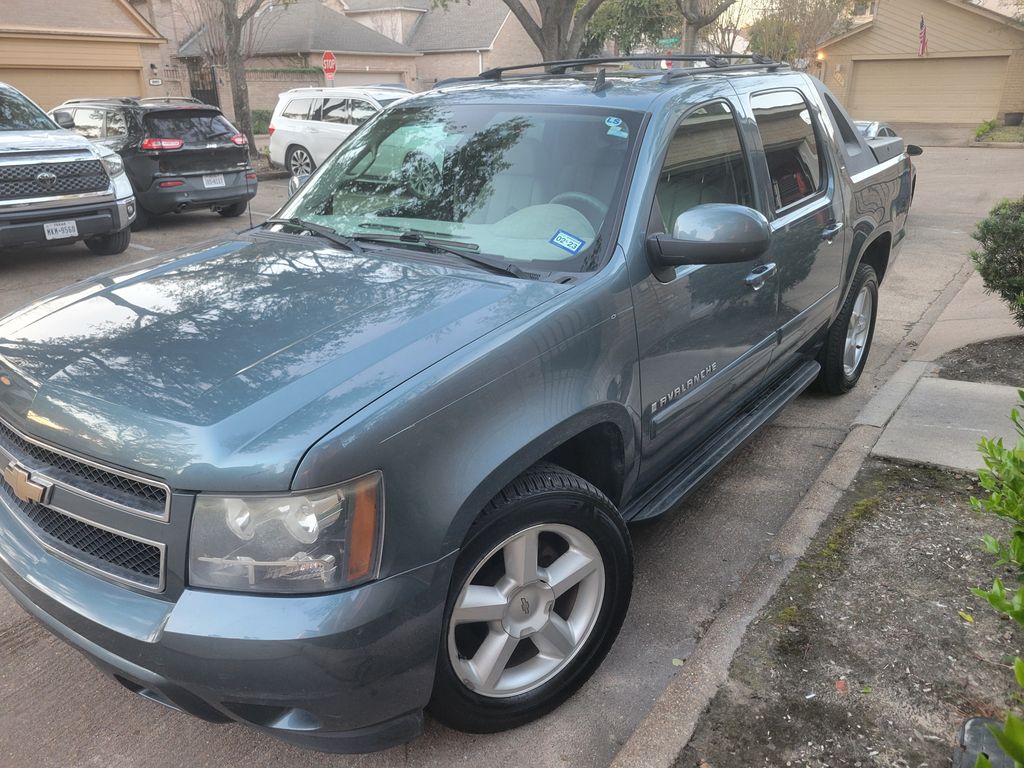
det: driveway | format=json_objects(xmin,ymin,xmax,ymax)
[{"xmin": 0, "ymin": 150, "xmax": 1021, "ymax": 768}]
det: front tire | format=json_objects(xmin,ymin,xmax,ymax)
[
  {"xmin": 815, "ymin": 263, "xmax": 879, "ymax": 394},
  {"xmin": 84, "ymin": 228, "xmax": 131, "ymax": 256},
  {"xmin": 130, "ymin": 206, "xmax": 151, "ymax": 232},
  {"xmin": 428, "ymin": 463, "xmax": 632, "ymax": 733}
]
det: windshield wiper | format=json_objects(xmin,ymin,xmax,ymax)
[
  {"xmin": 357, "ymin": 222, "xmax": 474, "ymax": 241},
  {"xmin": 353, "ymin": 231, "xmax": 537, "ymax": 280},
  {"xmin": 265, "ymin": 217, "xmax": 364, "ymax": 254}
]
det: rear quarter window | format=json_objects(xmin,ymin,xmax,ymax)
[
  {"xmin": 282, "ymin": 99, "xmax": 312, "ymax": 120},
  {"xmin": 144, "ymin": 111, "xmax": 237, "ymax": 142}
]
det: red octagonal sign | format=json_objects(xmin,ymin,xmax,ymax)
[{"xmin": 321, "ymin": 51, "xmax": 337, "ymax": 76}]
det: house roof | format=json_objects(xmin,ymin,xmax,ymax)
[
  {"xmin": 818, "ymin": 0, "xmax": 1023, "ymax": 47},
  {"xmin": 409, "ymin": 0, "xmax": 512, "ymax": 52},
  {"xmin": 343, "ymin": 0, "xmax": 432, "ymax": 11},
  {"xmin": 179, "ymin": 0, "xmax": 417, "ymax": 58}
]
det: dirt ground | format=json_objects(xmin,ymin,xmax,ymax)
[
  {"xmin": 677, "ymin": 459, "xmax": 1020, "ymax": 768},
  {"xmin": 933, "ymin": 335, "xmax": 1024, "ymax": 387}
]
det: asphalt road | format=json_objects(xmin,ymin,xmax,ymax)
[{"xmin": 0, "ymin": 150, "xmax": 1021, "ymax": 768}]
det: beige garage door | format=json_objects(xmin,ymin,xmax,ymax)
[
  {"xmin": 848, "ymin": 57, "xmax": 1008, "ymax": 123},
  {"xmin": 0, "ymin": 69, "xmax": 141, "ymax": 110}
]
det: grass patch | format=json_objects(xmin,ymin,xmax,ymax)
[{"xmin": 976, "ymin": 125, "xmax": 1024, "ymax": 143}]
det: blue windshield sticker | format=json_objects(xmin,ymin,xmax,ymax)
[
  {"xmin": 605, "ymin": 116, "xmax": 622, "ymax": 127},
  {"xmin": 550, "ymin": 229, "xmax": 586, "ymax": 254},
  {"xmin": 607, "ymin": 124, "xmax": 629, "ymax": 139}
]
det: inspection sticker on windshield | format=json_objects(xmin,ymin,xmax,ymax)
[{"xmin": 550, "ymin": 229, "xmax": 586, "ymax": 254}]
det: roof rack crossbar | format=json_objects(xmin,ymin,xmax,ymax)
[
  {"xmin": 660, "ymin": 60, "xmax": 789, "ymax": 83},
  {"xmin": 476, "ymin": 54, "xmax": 761, "ymax": 80}
]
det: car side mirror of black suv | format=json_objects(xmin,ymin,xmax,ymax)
[
  {"xmin": 52, "ymin": 110, "xmax": 75, "ymax": 130},
  {"xmin": 647, "ymin": 203, "xmax": 772, "ymax": 268}
]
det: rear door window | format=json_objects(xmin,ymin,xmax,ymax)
[
  {"xmin": 72, "ymin": 108, "xmax": 105, "ymax": 139},
  {"xmin": 106, "ymin": 110, "xmax": 128, "ymax": 137},
  {"xmin": 750, "ymin": 90, "xmax": 826, "ymax": 212},
  {"xmin": 317, "ymin": 98, "xmax": 348, "ymax": 124},
  {"xmin": 144, "ymin": 110, "xmax": 237, "ymax": 143},
  {"xmin": 282, "ymin": 98, "xmax": 313, "ymax": 120},
  {"xmin": 349, "ymin": 99, "xmax": 376, "ymax": 126}
]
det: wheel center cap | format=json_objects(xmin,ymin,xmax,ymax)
[{"xmin": 502, "ymin": 582, "xmax": 555, "ymax": 639}]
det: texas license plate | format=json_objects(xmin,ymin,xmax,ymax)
[
  {"xmin": 43, "ymin": 220, "xmax": 78, "ymax": 240},
  {"xmin": 203, "ymin": 173, "xmax": 226, "ymax": 189}
]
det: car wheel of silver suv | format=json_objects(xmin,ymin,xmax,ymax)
[{"xmin": 428, "ymin": 462, "xmax": 632, "ymax": 733}]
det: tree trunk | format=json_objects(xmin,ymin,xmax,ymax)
[
  {"xmin": 682, "ymin": 20, "xmax": 698, "ymax": 55},
  {"xmin": 223, "ymin": 17, "xmax": 257, "ymax": 159}
]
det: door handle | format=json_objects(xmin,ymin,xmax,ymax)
[
  {"xmin": 744, "ymin": 262, "xmax": 777, "ymax": 291},
  {"xmin": 821, "ymin": 221, "xmax": 844, "ymax": 242}
]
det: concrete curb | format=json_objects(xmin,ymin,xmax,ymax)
[
  {"xmin": 256, "ymin": 168, "xmax": 290, "ymax": 181},
  {"xmin": 608, "ymin": 259, "xmax": 978, "ymax": 768},
  {"xmin": 970, "ymin": 141, "xmax": 1024, "ymax": 149}
]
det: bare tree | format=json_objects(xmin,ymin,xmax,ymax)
[
  {"xmin": 493, "ymin": 0, "xmax": 615, "ymax": 61},
  {"xmin": 748, "ymin": 0, "xmax": 853, "ymax": 64},
  {"xmin": 676, "ymin": 0, "xmax": 738, "ymax": 58},
  {"xmin": 175, "ymin": 0, "xmax": 286, "ymax": 153},
  {"xmin": 700, "ymin": 0, "xmax": 749, "ymax": 54}
]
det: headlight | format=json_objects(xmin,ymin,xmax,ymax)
[
  {"xmin": 99, "ymin": 152, "xmax": 124, "ymax": 177},
  {"xmin": 188, "ymin": 472, "xmax": 383, "ymax": 594}
]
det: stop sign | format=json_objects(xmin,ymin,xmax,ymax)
[{"xmin": 321, "ymin": 51, "xmax": 337, "ymax": 76}]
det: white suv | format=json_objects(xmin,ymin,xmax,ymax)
[{"xmin": 269, "ymin": 86, "xmax": 410, "ymax": 176}]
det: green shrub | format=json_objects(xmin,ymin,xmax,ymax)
[
  {"xmin": 977, "ymin": 119, "xmax": 999, "ymax": 140},
  {"xmin": 973, "ymin": 391, "xmax": 1024, "ymax": 767},
  {"xmin": 972, "ymin": 198, "xmax": 1024, "ymax": 329},
  {"xmin": 251, "ymin": 109, "xmax": 273, "ymax": 135}
]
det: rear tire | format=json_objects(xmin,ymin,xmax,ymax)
[
  {"xmin": 428, "ymin": 462, "xmax": 632, "ymax": 733},
  {"xmin": 84, "ymin": 228, "xmax": 131, "ymax": 256},
  {"xmin": 286, "ymin": 145, "xmax": 315, "ymax": 177},
  {"xmin": 814, "ymin": 263, "xmax": 878, "ymax": 395},
  {"xmin": 217, "ymin": 201, "xmax": 248, "ymax": 218}
]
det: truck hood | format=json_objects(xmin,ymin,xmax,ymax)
[
  {"xmin": 0, "ymin": 129, "xmax": 93, "ymax": 155},
  {"xmin": 0, "ymin": 234, "xmax": 566, "ymax": 490}
]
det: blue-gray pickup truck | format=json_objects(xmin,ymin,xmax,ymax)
[{"xmin": 0, "ymin": 55, "xmax": 916, "ymax": 753}]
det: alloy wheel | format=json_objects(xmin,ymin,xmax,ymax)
[
  {"xmin": 447, "ymin": 523, "xmax": 605, "ymax": 698},
  {"xmin": 843, "ymin": 284, "xmax": 874, "ymax": 377},
  {"xmin": 289, "ymin": 148, "xmax": 312, "ymax": 176}
]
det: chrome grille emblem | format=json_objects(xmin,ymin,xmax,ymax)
[{"xmin": 1, "ymin": 461, "xmax": 52, "ymax": 505}]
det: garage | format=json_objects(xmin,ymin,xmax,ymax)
[
  {"xmin": 848, "ymin": 56, "xmax": 1009, "ymax": 123},
  {"xmin": 0, "ymin": 69, "xmax": 141, "ymax": 110}
]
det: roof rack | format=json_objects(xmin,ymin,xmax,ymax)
[
  {"xmin": 139, "ymin": 96, "xmax": 203, "ymax": 104},
  {"xmin": 432, "ymin": 54, "xmax": 788, "ymax": 89},
  {"xmin": 57, "ymin": 97, "xmax": 139, "ymax": 106}
]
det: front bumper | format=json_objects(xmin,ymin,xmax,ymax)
[
  {"xmin": 0, "ymin": 195, "xmax": 134, "ymax": 248},
  {"xmin": 0, "ymin": 495, "xmax": 455, "ymax": 753},
  {"xmin": 137, "ymin": 170, "xmax": 258, "ymax": 215}
]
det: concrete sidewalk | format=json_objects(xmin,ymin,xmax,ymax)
[{"xmin": 872, "ymin": 271, "xmax": 1022, "ymax": 473}]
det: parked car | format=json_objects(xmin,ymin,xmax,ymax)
[
  {"xmin": 268, "ymin": 86, "xmax": 410, "ymax": 176},
  {"xmin": 0, "ymin": 56, "xmax": 915, "ymax": 753},
  {"xmin": 49, "ymin": 97, "xmax": 257, "ymax": 230},
  {"xmin": 0, "ymin": 82, "xmax": 135, "ymax": 255},
  {"xmin": 855, "ymin": 120, "xmax": 899, "ymax": 139}
]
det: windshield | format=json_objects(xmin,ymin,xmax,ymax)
[
  {"xmin": 277, "ymin": 102, "xmax": 642, "ymax": 271},
  {"xmin": 0, "ymin": 88, "xmax": 56, "ymax": 131}
]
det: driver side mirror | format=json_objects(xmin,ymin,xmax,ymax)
[
  {"xmin": 52, "ymin": 109, "xmax": 75, "ymax": 130},
  {"xmin": 288, "ymin": 174, "xmax": 309, "ymax": 195},
  {"xmin": 647, "ymin": 204, "xmax": 772, "ymax": 268},
  {"xmin": 906, "ymin": 144, "xmax": 923, "ymax": 157}
]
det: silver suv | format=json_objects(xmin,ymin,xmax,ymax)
[{"xmin": 0, "ymin": 82, "xmax": 135, "ymax": 256}]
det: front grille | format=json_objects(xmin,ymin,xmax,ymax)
[
  {"xmin": 0, "ymin": 477, "xmax": 163, "ymax": 590},
  {"xmin": 0, "ymin": 159, "xmax": 109, "ymax": 200},
  {"xmin": 0, "ymin": 420, "xmax": 167, "ymax": 517}
]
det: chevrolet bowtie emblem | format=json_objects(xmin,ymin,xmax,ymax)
[{"xmin": 1, "ymin": 462, "xmax": 52, "ymax": 505}]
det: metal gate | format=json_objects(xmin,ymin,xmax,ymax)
[{"xmin": 185, "ymin": 60, "xmax": 220, "ymax": 107}]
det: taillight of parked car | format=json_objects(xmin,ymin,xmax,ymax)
[
  {"xmin": 268, "ymin": 124, "xmax": 275, "ymax": 136},
  {"xmin": 231, "ymin": 134, "xmax": 248, "ymax": 146},
  {"xmin": 141, "ymin": 137, "xmax": 184, "ymax": 151}
]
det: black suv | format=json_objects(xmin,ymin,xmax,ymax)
[{"xmin": 50, "ymin": 97, "xmax": 258, "ymax": 230}]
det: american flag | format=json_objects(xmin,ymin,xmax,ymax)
[{"xmin": 919, "ymin": 15, "xmax": 929, "ymax": 57}]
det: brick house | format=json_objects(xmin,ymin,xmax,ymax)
[{"xmin": 816, "ymin": 0, "xmax": 1024, "ymax": 126}]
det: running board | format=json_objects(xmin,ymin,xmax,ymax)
[{"xmin": 623, "ymin": 359, "xmax": 821, "ymax": 523}]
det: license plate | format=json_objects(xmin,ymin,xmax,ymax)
[
  {"xmin": 43, "ymin": 220, "xmax": 78, "ymax": 240},
  {"xmin": 203, "ymin": 173, "xmax": 226, "ymax": 189}
]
